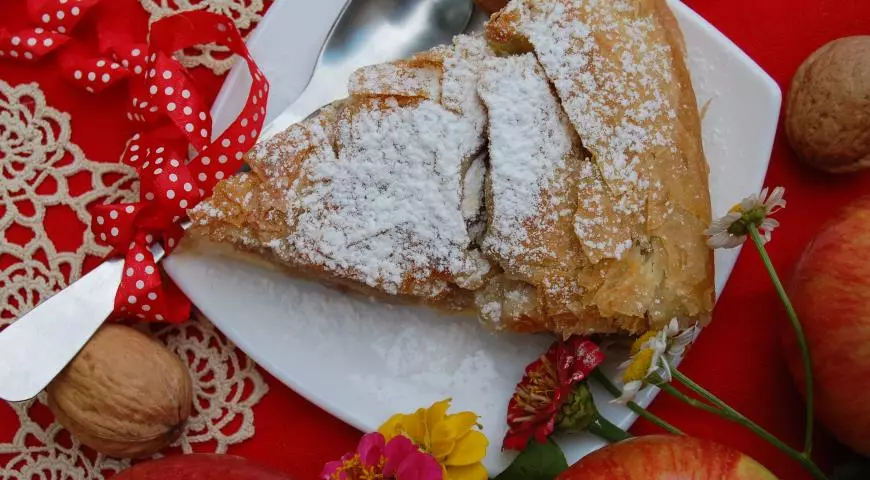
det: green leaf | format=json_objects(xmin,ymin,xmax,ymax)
[{"xmin": 493, "ymin": 438, "xmax": 569, "ymax": 480}]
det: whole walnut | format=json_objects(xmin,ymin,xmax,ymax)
[
  {"xmin": 786, "ymin": 36, "xmax": 870, "ymax": 173},
  {"xmin": 46, "ymin": 324, "xmax": 192, "ymax": 458}
]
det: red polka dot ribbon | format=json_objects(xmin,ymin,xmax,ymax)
[
  {"xmin": 89, "ymin": 11, "xmax": 269, "ymax": 322},
  {"xmin": 0, "ymin": 0, "xmax": 98, "ymax": 61}
]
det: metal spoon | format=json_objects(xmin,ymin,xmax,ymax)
[
  {"xmin": 0, "ymin": 0, "xmax": 474, "ymax": 403},
  {"xmin": 260, "ymin": 0, "xmax": 475, "ymax": 139}
]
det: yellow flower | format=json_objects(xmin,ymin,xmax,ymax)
[
  {"xmin": 622, "ymin": 348, "xmax": 655, "ymax": 384},
  {"xmin": 379, "ymin": 399, "xmax": 489, "ymax": 480},
  {"xmin": 613, "ymin": 319, "xmax": 699, "ymax": 404},
  {"xmin": 630, "ymin": 331, "xmax": 658, "ymax": 355}
]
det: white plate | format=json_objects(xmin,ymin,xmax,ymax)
[{"xmin": 165, "ymin": 0, "xmax": 781, "ymax": 472}]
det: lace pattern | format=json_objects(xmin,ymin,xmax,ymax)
[
  {"xmin": 0, "ymin": 80, "xmax": 269, "ymax": 478},
  {"xmin": 138, "ymin": 0, "xmax": 267, "ymax": 75},
  {"xmin": 0, "ymin": 82, "xmax": 138, "ymax": 324}
]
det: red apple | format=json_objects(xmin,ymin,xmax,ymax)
[
  {"xmin": 786, "ymin": 195, "xmax": 870, "ymax": 456},
  {"xmin": 557, "ymin": 435, "xmax": 777, "ymax": 479},
  {"xmin": 114, "ymin": 454, "xmax": 293, "ymax": 479}
]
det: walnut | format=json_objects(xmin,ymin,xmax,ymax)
[
  {"xmin": 46, "ymin": 324, "xmax": 192, "ymax": 458},
  {"xmin": 786, "ymin": 36, "xmax": 870, "ymax": 173}
]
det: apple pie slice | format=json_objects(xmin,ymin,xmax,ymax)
[
  {"xmin": 482, "ymin": 0, "xmax": 714, "ymax": 334},
  {"xmin": 190, "ymin": 38, "xmax": 494, "ymax": 308},
  {"xmin": 191, "ymin": 0, "xmax": 714, "ymax": 337}
]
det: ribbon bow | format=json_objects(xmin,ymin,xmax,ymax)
[
  {"xmin": 89, "ymin": 11, "xmax": 269, "ymax": 322},
  {"xmin": 0, "ymin": 0, "xmax": 101, "ymax": 61}
]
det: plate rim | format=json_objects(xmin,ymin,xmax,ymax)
[{"xmin": 172, "ymin": 0, "xmax": 783, "ymax": 469}]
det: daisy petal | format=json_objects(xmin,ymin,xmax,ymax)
[
  {"xmin": 761, "ymin": 218, "xmax": 780, "ymax": 229},
  {"xmin": 764, "ymin": 186, "xmax": 786, "ymax": 213},
  {"xmin": 706, "ymin": 232, "xmax": 731, "ymax": 249},
  {"xmin": 739, "ymin": 193, "xmax": 759, "ymax": 212},
  {"xmin": 664, "ymin": 318, "xmax": 680, "ymax": 336},
  {"xmin": 657, "ymin": 357, "xmax": 673, "ymax": 383},
  {"xmin": 612, "ymin": 380, "xmax": 642, "ymax": 405}
]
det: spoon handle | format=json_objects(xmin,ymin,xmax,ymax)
[{"xmin": 0, "ymin": 243, "xmax": 169, "ymax": 402}]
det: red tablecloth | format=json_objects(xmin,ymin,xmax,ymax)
[{"xmin": 1, "ymin": 0, "xmax": 868, "ymax": 478}]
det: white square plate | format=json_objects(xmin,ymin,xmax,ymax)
[{"xmin": 164, "ymin": 0, "xmax": 781, "ymax": 472}]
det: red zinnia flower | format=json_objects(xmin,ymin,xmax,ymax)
[{"xmin": 503, "ymin": 337, "xmax": 604, "ymax": 451}]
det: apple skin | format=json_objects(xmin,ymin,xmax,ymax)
[
  {"xmin": 113, "ymin": 454, "xmax": 293, "ymax": 479},
  {"xmin": 557, "ymin": 435, "xmax": 777, "ymax": 480},
  {"xmin": 786, "ymin": 195, "xmax": 870, "ymax": 456}
]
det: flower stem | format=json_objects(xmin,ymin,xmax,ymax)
[
  {"xmin": 658, "ymin": 383, "xmax": 722, "ymax": 416},
  {"xmin": 748, "ymin": 224, "xmax": 815, "ymax": 456},
  {"xmin": 671, "ymin": 369, "xmax": 828, "ymax": 480},
  {"xmin": 587, "ymin": 415, "xmax": 632, "ymax": 443},
  {"xmin": 590, "ymin": 369, "xmax": 684, "ymax": 435}
]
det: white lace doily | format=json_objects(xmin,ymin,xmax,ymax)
[
  {"xmin": 0, "ymin": 80, "xmax": 269, "ymax": 478},
  {"xmin": 139, "ymin": 0, "xmax": 267, "ymax": 75}
]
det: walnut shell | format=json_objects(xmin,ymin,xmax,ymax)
[
  {"xmin": 786, "ymin": 36, "xmax": 870, "ymax": 173},
  {"xmin": 474, "ymin": 0, "xmax": 508, "ymax": 15},
  {"xmin": 46, "ymin": 324, "xmax": 192, "ymax": 458}
]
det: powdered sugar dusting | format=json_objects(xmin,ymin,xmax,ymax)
[
  {"xmin": 477, "ymin": 53, "xmax": 577, "ymax": 267},
  {"xmin": 513, "ymin": 0, "xmax": 681, "ymax": 256},
  {"xmin": 441, "ymin": 34, "xmax": 492, "ymax": 136},
  {"xmin": 349, "ymin": 62, "xmax": 443, "ymax": 101},
  {"xmin": 286, "ymin": 97, "xmax": 484, "ymax": 295},
  {"xmin": 574, "ymin": 161, "xmax": 634, "ymax": 263}
]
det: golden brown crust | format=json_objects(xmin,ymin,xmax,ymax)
[
  {"xmin": 192, "ymin": 2, "xmax": 713, "ymax": 336},
  {"xmin": 484, "ymin": 4, "xmax": 533, "ymax": 56},
  {"xmin": 189, "ymin": 158, "xmax": 476, "ymax": 310},
  {"xmin": 348, "ymin": 61, "xmax": 444, "ymax": 101},
  {"xmin": 479, "ymin": 0, "xmax": 714, "ymax": 335},
  {"xmin": 191, "ymin": 43, "xmax": 492, "ymax": 308}
]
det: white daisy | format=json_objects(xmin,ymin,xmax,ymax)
[
  {"xmin": 612, "ymin": 319, "xmax": 699, "ymax": 405},
  {"xmin": 705, "ymin": 186, "xmax": 787, "ymax": 249},
  {"xmin": 614, "ymin": 380, "xmax": 643, "ymax": 405}
]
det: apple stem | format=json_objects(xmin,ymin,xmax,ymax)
[
  {"xmin": 670, "ymin": 368, "xmax": 829, "ymax": 480},
  {"xmin": 590, "ymin": 369, "xmax": 685, "ymax": 436},
  {"xmin": 748, "ymin": 224, "xmax": 815, "ymax": 456}
]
